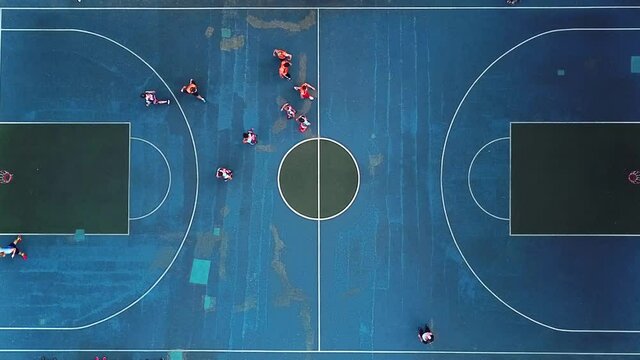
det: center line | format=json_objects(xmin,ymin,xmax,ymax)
[{"xmin": 316, "ymin": 7, "xmax": 321, "ymax": 352}]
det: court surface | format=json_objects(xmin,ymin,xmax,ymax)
[{"xmin": 1, "ymin": 1, "xmax": 640, "ymax": 359}]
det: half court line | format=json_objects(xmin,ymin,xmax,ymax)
[{"xmin": 316, "ymin": 7, "xmax": 321, "ymax": 352}]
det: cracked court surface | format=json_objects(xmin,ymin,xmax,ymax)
[{"xmin": 1, "ymin": 2, "xmax": 640, "ymax": 360}]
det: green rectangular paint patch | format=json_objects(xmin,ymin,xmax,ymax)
[
  {"xmin": 557, "ymin": 69, "xmax": 565, "ymax": 76},
  {"xmin": 632, "ymin": 56, "xmax": 640, "ymax": 73},
  {"xmin": 204, "ymin": 295, "xmax": 216, "ymax": 311},
  {"xmin": 213, "ymin": 227, "xmax": 221, "ymax": 236},
  {"xmin": 169, "ymin": 351, "xmax": 183, "ymax": 360},
  {"xmin": 189, "ymin": 259, "xmax": 211, "ymax": 285},
  {"xmin": 221, "ymin": 28, "xmax": 232, "ymax": 38}
]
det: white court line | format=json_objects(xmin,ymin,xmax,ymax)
[
  {"xmin": 3, "ymin": 6, "xmax": 640, "ymax": 10},
  {"xmin": 127, "ymin": 122, "xmax": 131, "ymax": 234},
  {"xmin": 467, "ymin": 137, "xmax": 509, "ymax": 221},
  {"xmin": 4, "ymin": 349, "xmax": 640, "ymax": 356},
  {"xmin": 511, "ymin": 233, "xmax": 640, "ymax": 237},
  {"xmin": 440, "ymin": 27, "xmax": 640, "ymax": 334},
  {"xmin": 129, "ymin": 137, "xmax": 172, "ymax": 221},
  {"xmin": 512, "ymin": 121, "xmax": 640, "ymax": 124},
  {"xmin": 316, "ymin": 7, "xmax": 321, "ymax": 352},
  {"xmin": 0, "ymin": 28, "xmax": 199, "ymax": 331}
]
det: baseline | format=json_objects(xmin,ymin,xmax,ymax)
[
  {"xmin": 4, "ymin": 6, "xmax": 640, "ymax": 10},
  {"xmin": 129, "ymin": 137, "xmax": 172, "ymax": 221},
  {"xmin": 3, "ymin": 349, "xmax": 640, "ymax": 356},
  {"xmin": 441, "ymin": 27, "xmax": 640, "ymax": 333},
  {"xmin": 467, "ymin": 137, "xmax": 509, "ymax": 221},
  {"xmin": 0, "ymin": 27, "xmax": 199, "ymax": 331}
]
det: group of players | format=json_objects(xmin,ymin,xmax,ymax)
[
  {"xmin": 275, "ymin": 48, "xmax": 316, "ymax": 133},
  {"xmin": 217, "ymin": 48, "xmax": 317, "ymax": 182},
  {"xmin": 140, "ymin": 48, "xmax": 316, "ymax": 183}
]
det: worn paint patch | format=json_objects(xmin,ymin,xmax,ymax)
[
  {"xmin": 220, "ymin": 35, "xmax": 245, "ymax": 51},
  {"xmin": 247, "ymin": 10, "xmax": 316, "ymax": 32},
  {"xmin": 204, "ymin": 26, "xmax": 214, "ymax": 38},
  {"xmin": 204, "ymin": 295, "xmax": 216, "ymax": 311},
  {"xmin": 369, "ymin": 154, "xmax": 384, "ymax": 176}
]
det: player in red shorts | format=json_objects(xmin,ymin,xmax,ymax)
[
  {"xmin": 280, "ymin": 102, "xmax": 297, "ymax": 119},
  {"xmin": 273, "ymin": 49, "xmax": 293, "ymax": 61},
  {"xmin": 294, "ymin": 82, "xmax": 316, "ymax": 100},
  {"xmin": 216, "ymin": 167, "xmax": 233, "ymax": 182},
  {"xmin": 243, "ymin": 129, "xmax": 258, "ymax": 145},
  {"xmin": 279, "ymin": 60, "xmax": 292, "ymax": 80},
  {"xmin": 296, "ymin": 114, "xmax": 311, "ymax": 133}
]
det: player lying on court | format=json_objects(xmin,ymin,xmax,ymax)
[
  {"xmin": 141, "ymin": 90, "xmax": 170, "ymax": 106},
  {"xmin": 216, "ymin": 167, "xmax": 233, "ymax": 182},
  {"xmin": 0, "ymin": 235, "xmax": 27, "ymax": 260}
]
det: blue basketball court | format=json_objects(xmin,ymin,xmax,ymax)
[{"xmin": 0, "ymin": 2, "xmax": 639, "ymax": 359}]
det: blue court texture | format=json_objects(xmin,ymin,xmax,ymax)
[{"xmin": 0, "ymin": 2, "xmax": 640, "ymax": 360}]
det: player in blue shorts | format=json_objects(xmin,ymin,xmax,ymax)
[{"xmin": 0, "ymin": 235, "xmax": 27, "ymax": 260}]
